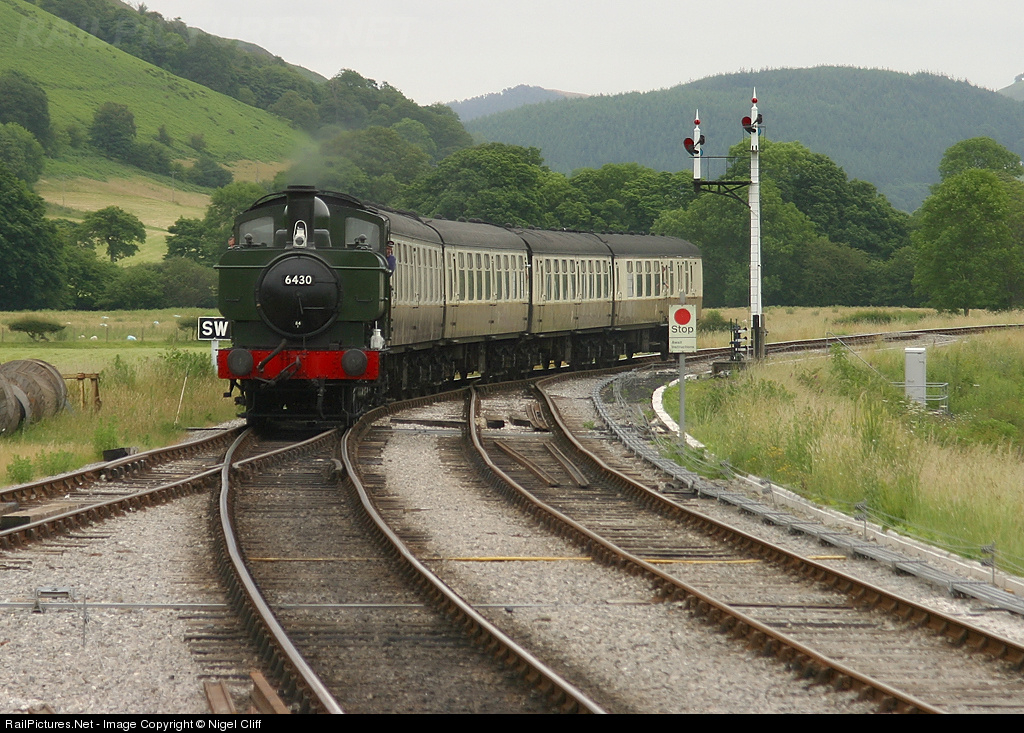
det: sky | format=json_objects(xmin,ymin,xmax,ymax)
[{"xmin": 140, "ymin": 0, "xmax": 1022, "ymax": 106}]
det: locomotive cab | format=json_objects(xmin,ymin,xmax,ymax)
[{"xmin": 216, "ymin": 186, "xmax": 392, "ymax": 425}]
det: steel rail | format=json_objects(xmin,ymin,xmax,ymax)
[
  {"xmin": 0, "ymin": 434, "xmax": 242, "ymax": 551},
  {"xmin": 341, "ymin": 396, "xmax": 607, "ymax": 714},
  {"xmin": 0, "ymin": 427, "xmax": 241, "ymax": 505},
  {"xmin": 537, "ymin": 359, "xmax": 1024, "ymax": 669},
  {"xmin": 469, "ymin": 385, "xmax": 942, "ymax": 713},
  {"xmin": 760, "ymin": 323, "xmax": 1022, "ymax": 357},
  {"xmin": 213, "ymin": 428, "xmax": 344, "ymax": 715},
  {"xmin": 535, "ymin": 372, "xmax": 1024, "ymax": 704}
]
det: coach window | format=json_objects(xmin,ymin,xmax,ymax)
[
  {"xmin": 495, "ymin": 255, "xmax": 503, "ymax": 300},
  {"xmin": 433, "ymin": 249, "xmax": 440, "ymax": 303},
  {"xmin": 502, "ymin": 255, "xmax": 509, "ymax": 300},
  {"xmin": 436, "ymin": 250, "xmax": 442, "ymax": 303},
  {"xmin": 427, "ymin": 249, "xmax": 435, "ymax": 303},
  {"xmin": 401, "ymin": 246, "xmax": 409, "ymax": 302},
  {"xmin": 457, "ymin": 252, "xmax": 466, "ymax": 301},
  {"xmin": 506, "ymin": 255, "xmax": 513, "ymax": 300},
  {"xmin": 403, "ymin": 245, "xmax": 411, "ymax": 302},
  {"xmin": 412, "ymin": 248, "xmax": 421, "ymax": 302}
]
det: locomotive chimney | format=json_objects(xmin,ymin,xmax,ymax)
[{"xmin": 285, "ymin": 185, "xmax": 318, "ymax": 248}]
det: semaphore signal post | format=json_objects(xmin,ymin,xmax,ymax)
[{"xmin": 683, "ymin": 91, "xmax": 766, "ymax": 360}]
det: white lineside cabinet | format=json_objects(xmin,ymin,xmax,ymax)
[{"xmin": 904, "ymin": 347, "xmax": 927, "ymax": 406}]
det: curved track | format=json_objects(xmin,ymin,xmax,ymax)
[
  {"xmin": 215, "ymin": 422, "xmax": 603, "ymax": 713},
  {"xmin": 511, "ymin": 373, "xmax": 1024, "ymax": 713}
]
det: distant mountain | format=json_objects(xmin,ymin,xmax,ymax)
[
  {"xmin": 467, "ymin": 67, "xmax": 1024, "ymax": 211},
  {"xmin": 448, "ymin": 85, "xmax": 588, "ymax": 122},
  {"xmin": 999, "ymin": 74, "xmax": 1024, "ymax": 102}
]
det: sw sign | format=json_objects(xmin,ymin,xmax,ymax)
[
  {"xmin": 668, "ymin": 305, "xmax": 697, "ymax": 354},
  {"xmin": 197, "ymin": 317, "xmax": 231, "ymax": 341}
]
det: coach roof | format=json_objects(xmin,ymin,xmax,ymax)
[
  {"xmin": 425, "ymin": 219, "xmax": 527, "ymax": 251},
  {"xmin": 596, "ymin": 233, "xmax": 701, "ymax": 258},
  {"xmin": 512, "ymin": 229, "xmax": 610, "ymax": 256},
  {"xmin": 386, "ymin": 210, "xmax": 443, "ymax": 244}
]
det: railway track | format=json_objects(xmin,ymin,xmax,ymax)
[
  {"xmin": 0, "ymin": 429, "xmax": 240, "ymax": 548},
  {"xmin": 216, "ymin": 425, "xmax": 602, "ymax": 713},
  {"xmin": 0, "ymin": 427, "xmax": 263, "ymax": 713},
  {"xmin": 348, "ymin": 393, "xmax": 877, "ymax": 712},
  {"xmin": 3, "ymin": 325, "xmax": 1018, "ymax": 712},
  {"xmin": 524, "ymin": 372, "xmax": 1024, "ymax": 713}
]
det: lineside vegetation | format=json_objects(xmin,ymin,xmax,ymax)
[
  {"xmin": 0, "ymin": 310, "xmax": 236, "ymax": 486},
  {"xmin": 666, "ymin": 328, "xmax": 1024, "ymax": 569}
]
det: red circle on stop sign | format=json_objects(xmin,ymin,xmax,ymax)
[{"xmin": 674, "ymin": 308, "xmax": 692, "ymax": 326}]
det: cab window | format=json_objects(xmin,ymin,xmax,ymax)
[{"xmin": 345, "ymin": 217, "xmax": 381, "ymax": 249}]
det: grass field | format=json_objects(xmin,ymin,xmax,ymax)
[
  {"xmin": 36, "ymin": 161, "xmax": 293, "ymax": 266},
  {"xmin": 0, "ymin": 0, "xmax": 302, "ymax": 267},
  {"xmin": 0, "ymin": 336, "xmax": 235, "ymax": 487},
  {"xmin": 665, "ymin": 313, "xmax": 1024, "ymax": 573},
  {"xmin": 1, "ymin": 308, "xmax": 216, "ymax": 359},
  {"xmin": 36, "ymin": 172, "xmax": 211, "ymax": 265},
  {"xmin": 697, "ymin": 306, "xmax": 1024, "ymax": 348}
]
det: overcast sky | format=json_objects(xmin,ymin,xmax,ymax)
[{"xmin": 141, "ymin": 0, "xmax": 1021, "ymax": 105}]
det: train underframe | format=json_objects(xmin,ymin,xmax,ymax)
[{"xmin": 231, "ymin": 325, "xmax": 668, "ymax": 428}]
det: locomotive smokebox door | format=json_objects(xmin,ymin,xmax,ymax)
[{"xmin": 255, "ymin": 252, "xmax": 341, "ymax": 338}]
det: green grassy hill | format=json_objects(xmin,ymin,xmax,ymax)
[
  {"xmin": 0, "ymin": 0, "xmax": 303, "ymax": 163},
  {"xmin": 467, "ymin": 67, "xmax": 1024, "ymax": 212},
  {"xmin": 1, "ymin": 0, "xmax": 307, "ymax": 264}
]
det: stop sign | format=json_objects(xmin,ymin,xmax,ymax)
[{"xmin": 669, "ymin": 305, "xmax": 697, "ymax": 353}]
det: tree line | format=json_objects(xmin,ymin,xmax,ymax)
[
  {"xmin": 4, "ymin": 134, "xmax": 1017, "ymax": 314},
  {"xmin": 381, "ymin": 140, "xmax": 912, "ymax": 308},
  {"xmin": 387, "ymin": 137, "xmax": 1023, "ymax": 313},
  {"xmin": 27, "ymin": 2, "xmax": 471, "ymax": 155}
]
